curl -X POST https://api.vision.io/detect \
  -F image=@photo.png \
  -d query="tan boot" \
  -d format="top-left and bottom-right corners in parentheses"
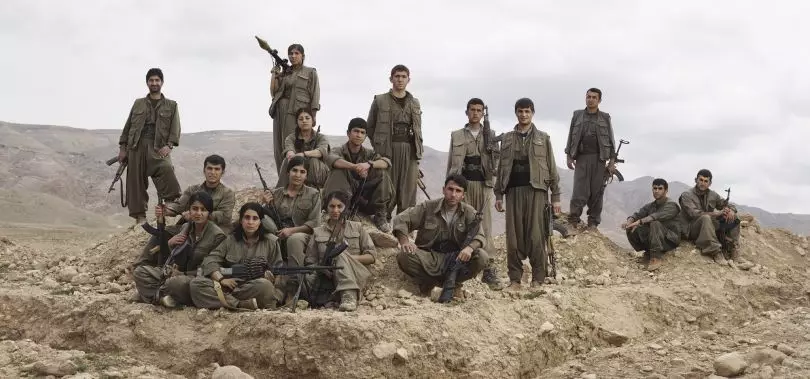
top-left (237, 298), bottom-right (258, 310)
top-left (452, 283), bottom-right (465, 301)
top-left (712, 251), bottom-right (728, 266)
top-left (504, 282), bottom-right (522, 291)
top-left (339, 290), bottom-right (358, 312)
top-left (646, 257), bottom-right (663, 272)
top-left (159, 295), bottom-right (179, 308)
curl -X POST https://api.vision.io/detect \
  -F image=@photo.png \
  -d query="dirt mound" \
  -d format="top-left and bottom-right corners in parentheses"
top-left (1, 199), bottom-right (810, 378)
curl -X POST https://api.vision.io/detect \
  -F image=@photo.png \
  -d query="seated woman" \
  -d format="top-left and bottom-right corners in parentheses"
top-left (189, 202), bottom-right (285, 311)
top-left (261, 155), bottom-right (322, 267)
top-left (275, 108), bottom-right (330, 190)
top-left (305, 190), bottom-right (377, 312)
top-left (132, 191), bottom-right (226, 308)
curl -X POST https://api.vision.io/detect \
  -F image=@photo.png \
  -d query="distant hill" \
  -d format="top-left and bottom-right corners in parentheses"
top-left (1, 121), bottom-right (807, 245)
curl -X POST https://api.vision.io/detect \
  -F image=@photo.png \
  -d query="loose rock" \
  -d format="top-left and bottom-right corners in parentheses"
top-left (713, 352), bottom-right (748, 377)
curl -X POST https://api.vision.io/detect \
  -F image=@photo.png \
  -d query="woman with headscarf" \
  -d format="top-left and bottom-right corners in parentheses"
top-left (275, 107), bottom-right (330, 189)
top-left (132, 191), bottom-right (226, 308)
top-left (189, 202), bottom-right (285, 310)
top-left (270, 43), bottom-right (321, 174)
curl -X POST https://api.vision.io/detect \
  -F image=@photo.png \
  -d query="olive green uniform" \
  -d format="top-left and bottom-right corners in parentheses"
top-left (118, 94), bottom-right (183, 219)
top-left (393, 198), bottom-right (489, 289)
top-left (189, 233), bottom-right (285, 310)
top-left (132, 221), bottom-right (226, 305)
top-left (494, 124), bottom-right (561, 284)
top-left (625, 197), bottom-right (681, 259)
top-left (165, 182), bottom-right (236, 234)
top-left (275, 131), bottom-right (330, 190)
top-left (304, 220), bottom-right (376, 302)
top-left (563, 109), bottom-right (616, 227)
top-left (678, 186), bottom-right (739, 255)
top-left (270, 66), bottom-right (320, 173)
top-left (366, 91), bottom-right (423, 218)
top-left (446, 125), bottom-right (498, 253)
top-left (322, 143), bottom-right (394, 217)
top-left (260, 185), bottom-right (322, 266)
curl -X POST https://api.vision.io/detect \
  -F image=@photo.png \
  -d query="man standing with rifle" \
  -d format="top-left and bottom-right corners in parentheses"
top-left (117, 68), bottom-right (182, 225)
top-left (366, 64), bottom-right (424, 221)
top-left (393, 174), bottom-right (489, 301)
top-left (564, 88), bottom-right (617, 232)
top-left (446, 98), bottom-right (502, 290)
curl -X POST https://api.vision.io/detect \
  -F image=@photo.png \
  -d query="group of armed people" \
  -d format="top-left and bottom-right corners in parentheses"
top-left (117, 43), bottom-right (746, 312)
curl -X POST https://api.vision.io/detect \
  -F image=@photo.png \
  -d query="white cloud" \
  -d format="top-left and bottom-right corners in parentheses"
top-left (1, 0), bottom-right (807, 212)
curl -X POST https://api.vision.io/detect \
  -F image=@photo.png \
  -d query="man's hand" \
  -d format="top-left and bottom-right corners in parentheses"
top-left (723, 207), bottom-right (736, 223)
top-left (154, 204), bottom-right (165, 219)
top-left (261, 190), bottom-right (274, 205)
top-left (566, 156), bottom-right (576, 170)
top-left (181, 210), bottom-right (192, 221)
top-left (118, 147), bottom-right (127, 163)
top-left (286, 151), bottom-right (295, 161)
top-left (220, 278), bottom-right (239, 290)
top-left (277, 227), bottom-right (294, 239)
top-left (168, 233), bottom-right (187, 248)
top-left (169, 264), bottom-right (182, 277)
top-left (399, 237), bottom-right (417, 254)
top-left (457, 246), bottom-right (473, 262)
top-left (623, 219), bottom-right (641, 230)
top-left (495, 199), bottom-right (504, 212)
top-left (607, 161), bottom-right (617, 174)
top-left (357, 162), bottom-right (371, 176)
top-left (552, 201), bottom-right (561, 214)
top-left (158, 146), bottom-right (171, 158)
top-left (621, 218), bottom-right (633, 229)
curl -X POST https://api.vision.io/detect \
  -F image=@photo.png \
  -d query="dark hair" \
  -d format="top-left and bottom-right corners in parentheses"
top-left (323, 190), bottom-right (351, 211)
top-left (696, 169), bottom-right (713, 181)
top-left (288, 44), bottom-right (305, 56)
top-left (652, 178), bottom-right (669, 190)
top-left (146, 68), bottom-right (163, 82)
top-left (466, 98), bottom-right (485, 111)
top-left (233, 202), bottom-right (268, 242)
top-left (514, 98), bottom-right (535, 113)
top-left (390, 64), bottom-right (410, 77)
top-left (287, 156), bottom-right (307, 173)
top-left (587, 88), bottom-right (603, 101)
top-left (347, 117), bottom-right (367, 133)
top-left (203, 154), bottom-right (226, 170)
top-left (189, 191), bottom-right (214, 213)
top-left (444, 174), bottom-right (467, 192)
top-left (295, 108), bottom-right (314, 119)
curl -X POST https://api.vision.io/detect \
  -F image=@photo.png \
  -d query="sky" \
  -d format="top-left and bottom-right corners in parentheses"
top-left (1, 1), bottom-right (808, 213)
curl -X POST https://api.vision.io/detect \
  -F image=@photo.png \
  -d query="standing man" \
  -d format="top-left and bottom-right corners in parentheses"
top-left (165, 154), bottom-right (236, 234)
top-left (366, 64), bottom-right (423, 221)
top-left (446, 98), bottom-right (502, 289)
top-left (494, 98), bottom-right (562, 290)
top-left (678, 169), bottom-right (747, 267)
top-left (564, 88), bottom-right (617, 232)
top-left (118, 68), bottom-right (182, 225)
top-left (622, 178), bottom-right (682, 271)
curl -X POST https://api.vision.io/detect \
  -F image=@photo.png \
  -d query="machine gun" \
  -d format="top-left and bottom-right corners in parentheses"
top-left (436, 205), bottom-right (485, 303)
top-left (106, 156), bottom-right (127, 207)
top-left (254, 163), bottom-right (295, 230)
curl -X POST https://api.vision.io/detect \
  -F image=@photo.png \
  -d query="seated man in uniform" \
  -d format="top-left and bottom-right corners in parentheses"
top-left (164, 154), bottom-right (235, 234)
top-left (304, 190), bottom-right (377, 312)
top-left (621, 178), bottom-right (681, 271)
top-left (132, 191), bottom-right (227, 307)
top-left (678, 169), bottom-right (749, 268)
top-left (393, 174), bottom-right (489, 300)
top-left (322, 117), bottom-right (394, 232)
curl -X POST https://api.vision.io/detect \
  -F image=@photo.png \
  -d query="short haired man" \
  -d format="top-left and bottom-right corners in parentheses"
top-left (394, 174), bottom-right (490, 300)
top-left (494, 98), bottom-right (562, 290)
top-left (117, 68), bottom-right (182, 224)
top-left (322, 117), bottom-right (395, 232)
top-left (366, 64), bottom-right (424, 220)
top-left (564, 88), bottom-right (617, 231)
top-left (165, 154), bottom-right (236, 234)
top-left (622, 178), bottom-right (681, 271)
top-left (678, 169), bottom-right (748, 268)
top-left (446, 98), bottom-right (502, 289)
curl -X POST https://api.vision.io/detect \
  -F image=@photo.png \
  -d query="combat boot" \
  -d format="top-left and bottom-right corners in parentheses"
top-left (504, 282), bottom-right (522, 292)
top-left (159, 295), bottom-right (179, 308)
top-left (339, 289), bottom-right (358, 312)
top-left (452, 283), bottom-right (466, 301)
top-left (372, 213), bottom-right (392, 233)
top-left (237, 298), bottom-right (258, 310)
top-left (646, 257), bottom-right (663, 271)
top-left (481, 267), bottom-right (504, 290)
top-left (712, 251), bottom-right (728, 266)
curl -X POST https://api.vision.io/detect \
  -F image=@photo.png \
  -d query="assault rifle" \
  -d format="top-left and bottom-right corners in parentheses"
top-left (417, 169), bottom-right (431, 200)
top-left (437, 205), bottom-right (485, 303)
top-left (483, 105), bottom-right (495, 154)
top-left (219, 260), bottom-right (342, 313)
top-left (544, 201), bottom-right (558, 279)
top-left (255, 35), bottom-right (292, 75)
top-left (606, 139), bottom-right (629, 183)
top-left (254, 163), bottom-right (295, 230)
top-left (106, 156), bottom-right (127, 207)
